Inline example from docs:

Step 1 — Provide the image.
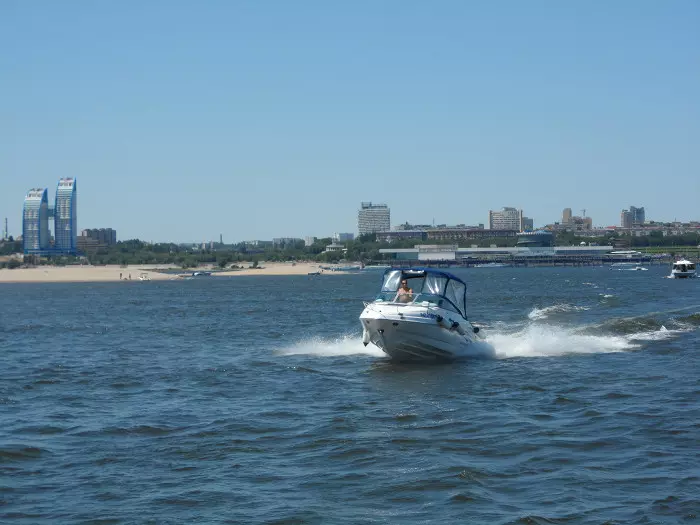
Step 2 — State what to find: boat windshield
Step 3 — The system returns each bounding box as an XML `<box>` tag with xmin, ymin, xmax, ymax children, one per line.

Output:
<box><xmin>376</xmin><ymin>270</ymin><xmax>467</xmax><ymax>317</ymax></box>
<box><xmin>674</xmin><ymin>263</ymin><xmax>695</xmax><ymax>271</ymax></box>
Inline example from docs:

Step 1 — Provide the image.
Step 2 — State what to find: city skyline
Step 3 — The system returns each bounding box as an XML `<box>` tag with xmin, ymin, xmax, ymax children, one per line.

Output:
<box><xmin>2</xmin><ymin>1</ymin><xmax>699</xmax><ymax>242</ymax></box>
<box><xmin>6</xmin><ymin>191</ymin><xmax>700</xmax><ymax>246</ymax></box>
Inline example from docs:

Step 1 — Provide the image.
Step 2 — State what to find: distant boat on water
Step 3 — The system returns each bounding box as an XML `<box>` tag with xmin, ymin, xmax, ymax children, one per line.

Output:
<box><xmin>670</xmin><ymin>259</ymin><xmax>697</xmax><ymax>279</ymax></box>
<box><xmin>473</xmin><ymin>262</ymin><xmax>509</xmax><ymax>268</ymax></box>
<box><xmin>611</xmin><ymin>262</ymin><xmax>648</xmax><ymax>271</ymax></box>
<box><xmin>320</xmin><ymin>265</ymin><xmax>362</xmax><ymax>272</ymax></box>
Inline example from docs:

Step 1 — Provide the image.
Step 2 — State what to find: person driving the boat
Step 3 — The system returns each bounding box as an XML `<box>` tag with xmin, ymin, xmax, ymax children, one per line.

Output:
<box><xmin>396</xmin><ymin>279</ymin><xmax>413</xmax><ymax>303</ymax></box>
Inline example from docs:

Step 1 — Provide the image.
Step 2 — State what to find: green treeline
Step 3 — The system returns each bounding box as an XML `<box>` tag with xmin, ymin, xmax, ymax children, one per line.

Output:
<box><xmin>1</xmin><ymin>231</ymin><xmax>698</xmax><ymax>268</ymax></box>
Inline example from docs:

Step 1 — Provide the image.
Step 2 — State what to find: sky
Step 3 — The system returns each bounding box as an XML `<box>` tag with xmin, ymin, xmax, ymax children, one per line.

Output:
<box><xmin>2</xmin><ymin>0</ymin><xmax>699</xmax><ymax>243</ymax></box>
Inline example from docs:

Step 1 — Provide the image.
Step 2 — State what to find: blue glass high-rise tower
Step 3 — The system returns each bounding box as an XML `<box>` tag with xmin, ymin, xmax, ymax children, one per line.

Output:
<box><xmin>54</xmin><ymin>178</ymin><xmax>77</xmax><ymax>255</ymax></box>
<box><xmin>23</xmin><ymin>188</ymin><xmax>50</xmax><ymax>254</ymax></box>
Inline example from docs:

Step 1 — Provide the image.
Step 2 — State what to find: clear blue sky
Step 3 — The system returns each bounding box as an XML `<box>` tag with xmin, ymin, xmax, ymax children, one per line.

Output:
<box><xmin>2</xmin><ymin>0</ymin><xmax>698</xmax><ymax>242</ymax></box>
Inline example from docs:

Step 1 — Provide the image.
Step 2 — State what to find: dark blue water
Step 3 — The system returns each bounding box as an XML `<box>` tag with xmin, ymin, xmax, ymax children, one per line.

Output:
<box><xmin>2</xmin><ymin>266</ymin><xmax>700</xmax><ymax>524</ymax></box>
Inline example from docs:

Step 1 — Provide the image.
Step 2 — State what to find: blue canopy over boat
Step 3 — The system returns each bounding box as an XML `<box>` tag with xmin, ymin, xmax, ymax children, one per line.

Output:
<box><xmin>378</xmin><ymin>267</ymin><xmax>468</xmax><ymax>318</ymax></box>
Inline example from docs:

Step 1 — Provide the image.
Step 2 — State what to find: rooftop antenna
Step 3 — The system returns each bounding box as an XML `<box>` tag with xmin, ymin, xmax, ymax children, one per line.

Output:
<box><xmin>581</xmin><ymin>209</ymin><xmax>586</xmax><ymax>218</ymax></box>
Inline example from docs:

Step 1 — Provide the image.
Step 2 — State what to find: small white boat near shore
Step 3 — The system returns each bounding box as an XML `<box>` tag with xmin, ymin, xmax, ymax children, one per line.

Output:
<box><xmin>670</xmin><ymin>259</ymin><xmax>697</xmax><ymax>279</ymax></box>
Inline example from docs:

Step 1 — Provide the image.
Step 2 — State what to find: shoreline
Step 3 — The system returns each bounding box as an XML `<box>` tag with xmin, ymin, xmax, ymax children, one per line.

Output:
<box><xmin>0</xmin><ymin>262</ymin><xmax>348</xmax><ymax>283</ymax></box>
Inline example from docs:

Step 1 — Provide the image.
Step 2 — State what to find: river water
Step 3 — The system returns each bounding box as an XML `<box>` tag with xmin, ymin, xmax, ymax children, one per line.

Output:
<box><xmin>1</xmin><ymin>266</ymin><xmax>699</xmax><ymax>523</ymax></box>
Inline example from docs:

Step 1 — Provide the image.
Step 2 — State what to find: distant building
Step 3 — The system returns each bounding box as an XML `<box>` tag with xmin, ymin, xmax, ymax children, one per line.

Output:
<box><xmin>358</xmin><ymin>202</ymin><xmax>390</xmax><ymax>235</ymax></box>
<box><xmin>621</xmin><ymin>206</ymin><xmax>645</xmax><ymax>228</ymax></box>
<box><xmin>23</xmin><ymin>188</ymin><xmax>50</xmax><ymax>254</ymax></box>
<box><xmin>333</xmin><ymin>232</ymin><xmax>355</xmax><ymax>242</ymax></box>
<box><xmin>516</xmin><ymin>230</ymin><xmax>554</xmax><ymax>248</ymax></box>
<box><xmin>521</xmin><ymin>217</ymin><xmax>534</xmax><ymax>231</ymax></box>
<box><xmin>272</xmin><ymin>237</ymin><xmax>303</xmax><ymax>248</ymax></box>
<box><xmin>244</xmin><ymin>240</ymin><xmax>273</xmax><ymax>248</ymax></box>
<box><xmin>562</xmin><ymin>208</ymin><xmax>572</xmax><ymax>224</ymax></box>
<box><xmin>488</xmin><ymin>207</ymin><xmax>524</xmax><ymax>231</ymax></box>
<box><xmin>80</xmin><ymin>228</ymin><xmax>117</xmax><ymax>246</ymax></box>
<box><xmin>379</xmin><ymin>228</ymin><xmax>517</xmax><ymax>243</ymax></box>
<box><xmin>54</xmin><ymin>178</ymin><xmax>77</xmax><ymax>255</ymax></box>
<box><xmin>630</xmin><ymin>206</ymin><xmax>645</xmax><ymax>227</ymax></box>
<box><xmin>427</xmin><ymin>228</ymin><xmax>518</xmax><ymax>242</ymax></box>
<box><xmin>304</xmin><ymin>236</ymin><xmax>317</xmax><ymax>247</ymax></box>
<box><xmin>324</xmin><ymin>242</ymin><xmax>345</xmax><ymax>253</ymax></box>
<box><xmin>377</xmin><ymin>230</ymin><xmax>427</xmax><ymax>243</ymax></box>
<box><xmin>620</xmin><ymin>210</ymin><xmax>631</xmax><ymax>228</ymax></box>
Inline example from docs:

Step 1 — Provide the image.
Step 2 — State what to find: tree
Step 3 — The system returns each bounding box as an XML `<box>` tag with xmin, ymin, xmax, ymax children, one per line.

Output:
<box><xmin>7</xmin><ymin>259</ymin><xmax>21</xmax><ymax>269</ymax></box>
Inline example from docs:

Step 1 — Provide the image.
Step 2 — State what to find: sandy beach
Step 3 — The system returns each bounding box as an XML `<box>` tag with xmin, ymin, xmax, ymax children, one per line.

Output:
<box><xmin>214</xmin><ymin>262</ymin><xmax>337</xmax><ymax>277</ymax></box>
<box><xmin>0</xmin><ymin>262</ymin><xmax>344</xmax><ymax>283</ymax></box>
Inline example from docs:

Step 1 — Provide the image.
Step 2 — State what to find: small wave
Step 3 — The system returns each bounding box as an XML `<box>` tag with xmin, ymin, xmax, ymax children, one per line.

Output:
<box><xmin>528</xmin><ymin>304</ymin><xmax>590</xmax><ymax>321</ymax></box>
<box><xmin>78</xmin><ymin>425</ymin><xmax>182</xmax><ymax>437</ymax></box>
<box><xmin>276</xmin><ymin>335</ymin><xmax>386</xmax><ymax>358</ymax></box>
<box><xmin>676</xmin><ymin>313</ymin><xmax>700</xmax><ymax>326</ymax></box>
<box><xmin>485</xmin><ymin>324</ymin><xmax>635</xmax><ymax>359</ymax></box>
<box><xmin>0</xmin><ymin>445</ymin><xmax>46</xmax><ymax>461</ymax></box>
<box><xmin>592</xmin><ymin>316</ymin><xmax>666</xmax><ymax>336</ymax></box>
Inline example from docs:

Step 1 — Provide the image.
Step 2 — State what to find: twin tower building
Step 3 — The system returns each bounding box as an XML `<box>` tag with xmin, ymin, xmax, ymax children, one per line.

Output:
<box><xmin>23</xmin><ymin>178</ymin><xmax>78</xmax><ymax>255</ymax></box>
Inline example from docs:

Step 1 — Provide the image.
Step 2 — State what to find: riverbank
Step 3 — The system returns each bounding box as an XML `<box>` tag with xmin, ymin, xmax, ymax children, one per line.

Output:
<box><xmin>0</xmin><ymin>265</ymin><xmax>174</xmax><ymax>283</ymax></box>
<box><xmin>0</xmin><ymin>262</ymin><xmax>343</xmax><ymax>283</ymax></box>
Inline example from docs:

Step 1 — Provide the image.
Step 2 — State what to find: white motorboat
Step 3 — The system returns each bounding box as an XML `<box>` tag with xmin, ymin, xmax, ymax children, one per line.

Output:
<box><xmin>670</xmin><ymin>259</ymin><xmax>697</xmax><ymax>279</ymax></box>
<box><xmin>359</xmin><ymin>268</ymin><xmax>482</xmax><ymax>362</ymax></box>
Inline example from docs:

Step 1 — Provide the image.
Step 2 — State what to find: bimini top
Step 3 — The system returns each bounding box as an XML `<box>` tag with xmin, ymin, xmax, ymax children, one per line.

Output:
<box><xmin>382</xmin><ymin>266</ymin><xmax>467</xmax><ymax>285</ymax></box>
<box><xmin>673</xmin><ymin>259</ymin><xmax>694</xmax><ymax>266</ymax></box>
<box><xmin>377</xmin><ymin>267</ymin><xmax>468</xmax><ymax>318</ymax></box>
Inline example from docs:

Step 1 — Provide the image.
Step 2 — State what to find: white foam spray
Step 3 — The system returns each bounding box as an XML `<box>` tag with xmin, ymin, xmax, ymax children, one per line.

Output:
<box><xmin>276</xmin><ymin>334</ymin><xmax>386</xmax><ymax>358</ymax></box>
<box><xmin>484</xmin><ymin>324</ymin><xmax>636</xmax><ymax>359</ymax></box>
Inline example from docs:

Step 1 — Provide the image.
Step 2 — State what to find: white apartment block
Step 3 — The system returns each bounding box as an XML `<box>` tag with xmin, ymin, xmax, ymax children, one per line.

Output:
<box><xmin>358</xmin><ymin>202</ymin><xmax>391</xmax><ymax>235</ymax></box>
<box><xmin>488</xmin><ymin>207</ymin><xmax>524</xmax><ymax>231</ymax></box>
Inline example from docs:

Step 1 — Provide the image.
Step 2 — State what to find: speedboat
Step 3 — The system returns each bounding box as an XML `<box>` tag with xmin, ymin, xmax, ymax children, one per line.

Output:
<box><xmin>671</xmin><ymin>259</ymin><xmax>697</xmax><ymax>278</ymax></box>
<box><xmin>359</xmin><ymin>268</ymin><xmax>482</xmax><ymax>362</ymax></box>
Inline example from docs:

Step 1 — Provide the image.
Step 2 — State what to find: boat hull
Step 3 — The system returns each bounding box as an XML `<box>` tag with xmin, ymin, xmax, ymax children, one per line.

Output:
<box><xmin>360</xmin><ymin>303</ymin><xmax>480</xmax><ymax>362</ymax></box>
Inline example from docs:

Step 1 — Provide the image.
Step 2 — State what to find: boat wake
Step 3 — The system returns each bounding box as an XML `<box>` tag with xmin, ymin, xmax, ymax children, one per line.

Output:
<box><xmin>278</xmin><ymin>304</ymin><xmax>700</xmax><ymax>361</ymax></box>
<box><xmin>278</xmin><ymin>314</ymin><xmax>693</xmax><ymax>361</ymax></box>
<box><xmin>276</xmin><ymin>326</ymin><xmax>645</xmax><ymax>360</ymax></box>
<box><xmin>486</xmin><ymin>324</ymin><xmax>636</xmax><ymax>358</ymax></box>
<box><xmin>276</xmin><ymin>334</ymin><xmax>386</xmax><ymax>358</ymax></box>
